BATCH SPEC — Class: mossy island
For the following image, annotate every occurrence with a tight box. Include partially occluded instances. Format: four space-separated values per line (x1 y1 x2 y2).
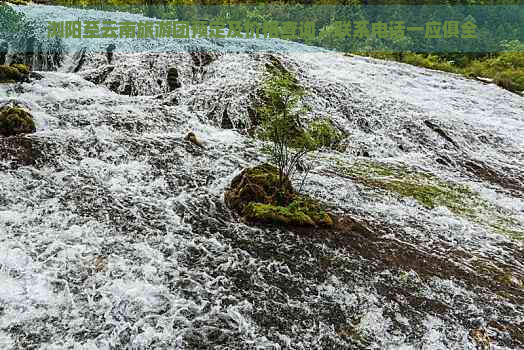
225 163 333 228
0 64 30 84
0 105 36 137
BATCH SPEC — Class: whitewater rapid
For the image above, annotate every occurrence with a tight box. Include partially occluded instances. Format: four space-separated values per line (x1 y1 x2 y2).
0 4 523 350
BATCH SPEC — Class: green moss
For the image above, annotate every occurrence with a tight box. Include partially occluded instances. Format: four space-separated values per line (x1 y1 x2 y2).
495 272 523 288
225 163 294 212
0 65 23 81
243 202 315 226
9 63 29 75
307 119 344 150
0 106 36 136
0 64 29 83
339 160 476 215
242 195 333 228
336 160 523 240
287 196 334 227
225 163 334 228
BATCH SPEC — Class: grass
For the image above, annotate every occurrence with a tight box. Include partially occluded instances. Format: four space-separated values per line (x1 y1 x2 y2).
336 159 524 239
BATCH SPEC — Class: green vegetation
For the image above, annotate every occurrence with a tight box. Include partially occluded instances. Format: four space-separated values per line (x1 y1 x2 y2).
256 56 346 189
0 64 29 83
361 42 524 94
243 197 333 227
341 160 476 214
256 56 315 187
337 159 524 239
9 63 29 75
0 4 25 33
224 163 333 227
307 119 344 150
225 163 295 210
0 105 36 136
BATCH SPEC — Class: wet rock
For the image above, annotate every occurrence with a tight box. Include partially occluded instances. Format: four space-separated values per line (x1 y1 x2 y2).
462 159 524 196
106 43 116 64
184 132 204 148
0 104 36 136
470 328 490 350
0 64 30 83
29 71 44 80
424 120 458 148
220 106 233 129
225 164 333 227
83 65 115 85
435 154 453 167
191 52 213 66
94 256 108 272
72 47 86 73
167 66 181 90
0 136 35 167
0 41 8 65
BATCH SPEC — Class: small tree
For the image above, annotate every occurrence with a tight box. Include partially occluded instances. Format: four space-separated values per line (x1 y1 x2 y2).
257 67 316 192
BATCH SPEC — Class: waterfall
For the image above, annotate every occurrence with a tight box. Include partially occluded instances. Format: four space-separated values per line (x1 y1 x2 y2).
0 4 523 350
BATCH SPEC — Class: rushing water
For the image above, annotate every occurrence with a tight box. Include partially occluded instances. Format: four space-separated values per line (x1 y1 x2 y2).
0 5 523 350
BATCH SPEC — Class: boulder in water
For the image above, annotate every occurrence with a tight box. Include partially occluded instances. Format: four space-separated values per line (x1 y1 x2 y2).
167 67 181 90
0 64 30 83
0 105 36 137
184 132 204 148
106 43 116 64
224 163 333 227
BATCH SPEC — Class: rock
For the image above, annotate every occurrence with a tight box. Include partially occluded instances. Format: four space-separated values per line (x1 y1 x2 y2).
423 120 458 148
83 65 115 85
470 328 490 350
94 256 108 272
167 67 181 90
0 41 8 65
0 136 35 167
106 43 116 64
225 163 294 211
220 106 233 129
190 52 213 67
184 132 204 148
29 71 44 80
0 104 36 136
224 163 333 227
0 64 30 83
72 47 87 73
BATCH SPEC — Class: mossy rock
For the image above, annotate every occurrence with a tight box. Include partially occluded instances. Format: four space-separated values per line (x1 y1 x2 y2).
225 163 294 211
225 163 333 228
0 106 36 137
0 64 30 83
242 196 334 228
10 63 30 75
308 118 345 150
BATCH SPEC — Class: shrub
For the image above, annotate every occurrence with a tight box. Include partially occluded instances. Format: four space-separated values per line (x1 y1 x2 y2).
257 58 316 190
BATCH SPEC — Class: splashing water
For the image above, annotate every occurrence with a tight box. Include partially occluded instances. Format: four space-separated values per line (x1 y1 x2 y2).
0 4 523 350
